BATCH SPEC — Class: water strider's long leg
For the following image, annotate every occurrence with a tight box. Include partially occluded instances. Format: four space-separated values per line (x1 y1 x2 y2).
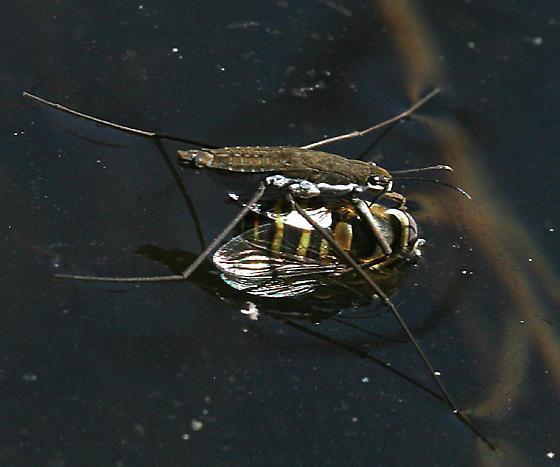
56 182 267 282
22 92 217 148
301 88 440 150
287 193 494 449
23 92 210 249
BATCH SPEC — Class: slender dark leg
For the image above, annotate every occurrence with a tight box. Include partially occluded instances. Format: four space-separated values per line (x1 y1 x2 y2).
301 88 439 150
287 193 494 449
22 92 217 148
56 183 267 282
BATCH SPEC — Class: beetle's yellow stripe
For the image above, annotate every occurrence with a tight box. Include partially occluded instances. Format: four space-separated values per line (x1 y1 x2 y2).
296 230 312 256
271 201 284 253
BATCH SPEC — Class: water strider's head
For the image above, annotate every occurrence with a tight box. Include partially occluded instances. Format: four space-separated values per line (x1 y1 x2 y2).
177 149 215 168
367 163 393 192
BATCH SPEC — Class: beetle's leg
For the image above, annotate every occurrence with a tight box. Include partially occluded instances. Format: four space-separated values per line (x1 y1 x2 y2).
22 92 217 148
352 198 393 256
56 182 267 283
301 88 439 150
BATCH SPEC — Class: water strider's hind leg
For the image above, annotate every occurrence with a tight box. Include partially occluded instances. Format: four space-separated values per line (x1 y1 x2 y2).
287 192 494 449
300 88 440 150
55 182 267 283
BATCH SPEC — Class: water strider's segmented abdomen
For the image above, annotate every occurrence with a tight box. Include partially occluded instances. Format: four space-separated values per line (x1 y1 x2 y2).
177 146 390 186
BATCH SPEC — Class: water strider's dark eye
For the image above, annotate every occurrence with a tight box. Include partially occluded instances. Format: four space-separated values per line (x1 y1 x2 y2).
367 174 391 190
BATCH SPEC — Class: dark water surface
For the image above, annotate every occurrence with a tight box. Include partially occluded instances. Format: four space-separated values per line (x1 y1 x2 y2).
2 1 560 465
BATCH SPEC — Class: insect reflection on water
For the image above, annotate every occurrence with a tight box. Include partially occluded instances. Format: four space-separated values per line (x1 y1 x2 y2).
22 90 493 448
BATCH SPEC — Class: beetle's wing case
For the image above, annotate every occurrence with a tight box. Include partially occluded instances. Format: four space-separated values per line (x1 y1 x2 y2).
213 222 346 298
213 201 422 299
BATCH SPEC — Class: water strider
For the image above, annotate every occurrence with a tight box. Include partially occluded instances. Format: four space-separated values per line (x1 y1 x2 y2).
22 89 492 448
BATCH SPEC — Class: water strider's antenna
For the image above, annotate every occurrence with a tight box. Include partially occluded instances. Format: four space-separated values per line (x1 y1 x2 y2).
395 176 472 199
391 165 453 175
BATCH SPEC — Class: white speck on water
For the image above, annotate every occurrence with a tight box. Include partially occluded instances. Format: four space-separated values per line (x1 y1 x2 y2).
532 36 543 45
22 373 38 381
172 47 179 53
434 371 442 376
182 433 190 440
217 65 226 71
546 451 555 459
467 41 475 48
240 302 259 320
138 4 144 9
528 258 533 262
191 419 203 431
549 228 555 232
351 417 358 423
361 377 369 383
